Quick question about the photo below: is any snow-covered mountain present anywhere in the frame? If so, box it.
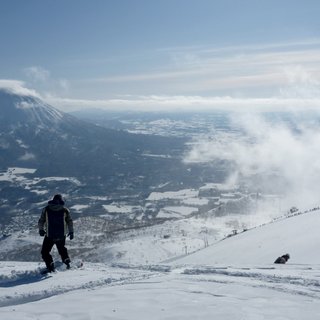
[0,89,67,127]
[1,89,216,232]
[1,209,320,319]
[0,88,185,179]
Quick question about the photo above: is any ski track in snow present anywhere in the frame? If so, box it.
[181,265,320,299]
[0,262,167,308]
[1,262,320,309]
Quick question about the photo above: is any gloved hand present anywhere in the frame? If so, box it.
[68,232,74,240]
[39,230,46,237]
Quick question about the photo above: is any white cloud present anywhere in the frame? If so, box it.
[280,65,320,99]
[46,94,320,112]
[24,66,50,82]
[1,76,320,113]
[0,39,318,114]
[22,66,70,97]
[52,59,320,112]
[74,43,320,103]
[184,114,320,209]
[0,80,40,97]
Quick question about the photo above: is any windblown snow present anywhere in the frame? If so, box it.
[1,209,320,319]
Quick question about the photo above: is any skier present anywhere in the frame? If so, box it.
[38,194,74,272]
[274,253,290,264]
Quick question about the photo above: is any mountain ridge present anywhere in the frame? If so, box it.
[0,89,189,179]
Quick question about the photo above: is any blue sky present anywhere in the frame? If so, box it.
[1,0,320,111]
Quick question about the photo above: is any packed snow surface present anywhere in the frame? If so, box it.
[1,210,320,319]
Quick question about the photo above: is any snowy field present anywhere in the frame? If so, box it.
[1,209,320,319]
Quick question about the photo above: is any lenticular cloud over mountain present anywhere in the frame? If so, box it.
[0,80,40,98]
[184,113,320,209]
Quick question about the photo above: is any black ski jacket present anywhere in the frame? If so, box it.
[38,199,73,239]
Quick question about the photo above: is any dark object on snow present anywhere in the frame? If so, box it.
[38,194,74,272]
[274,253,290,264]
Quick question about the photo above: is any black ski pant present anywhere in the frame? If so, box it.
[41,236,70,268]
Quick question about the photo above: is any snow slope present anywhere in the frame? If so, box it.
[1,210,320,319]
[173,209,320,266]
